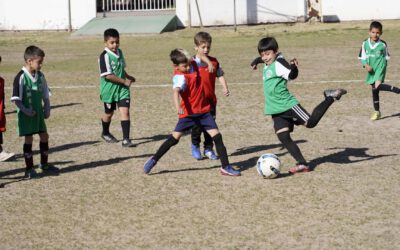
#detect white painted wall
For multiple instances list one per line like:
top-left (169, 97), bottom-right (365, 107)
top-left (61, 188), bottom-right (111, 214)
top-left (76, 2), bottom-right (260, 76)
top-left (0, 0), bottom-right (96, 30)
top-left (322, 0), bottom-right (400, 21)
top-left (176, 0), bottom-right (305, 27)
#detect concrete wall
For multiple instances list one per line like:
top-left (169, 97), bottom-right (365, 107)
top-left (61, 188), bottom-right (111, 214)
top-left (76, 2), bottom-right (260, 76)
top-left (176, 0), bottom-right (305, 27)
top-left (0, 0), bottom-right (96, 30)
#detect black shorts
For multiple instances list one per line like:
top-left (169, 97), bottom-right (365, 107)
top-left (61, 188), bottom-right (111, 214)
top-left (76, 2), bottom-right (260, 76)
top-left (271, 104), bottom-right (310, 133)
top-left (103, 99), bottom-right (131, 113)
top-left (174, 113), bottom-right (218, 132)
top-left (0, 132), bottom-right (2, 144)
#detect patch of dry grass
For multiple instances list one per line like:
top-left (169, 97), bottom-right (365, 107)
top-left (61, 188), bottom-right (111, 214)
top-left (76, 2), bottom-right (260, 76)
top-left (0, 20), bottom-right (399, 249)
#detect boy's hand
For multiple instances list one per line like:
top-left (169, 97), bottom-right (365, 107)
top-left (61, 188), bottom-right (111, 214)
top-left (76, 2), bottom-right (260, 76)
top-left (207, 63), bottom-right (215, 73)
top-left (124, 78), bottom-right (133, 87)
top-left (251, 65), bottom-right (258, 70)
top-left (25, 108), bottom-right (36, 117)
top-left (365, 64), bottom-right (373, 73)
top-left (177, 107), bottom-right (184, 115)
top-left (290, 58), bottom-right (298, 66)
top-left (223, 88), bottom-right (230, 96)
top-left (127, 75), bottom-right (136, 82)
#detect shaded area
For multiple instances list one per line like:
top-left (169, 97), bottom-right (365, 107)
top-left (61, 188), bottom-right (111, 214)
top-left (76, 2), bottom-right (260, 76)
top-left (134, 134), bottom-right (171, 146)
top-left (150, 165), bottom-right (220, 175)
top-left (5, 102), bottom-right (82, 115)
top-left (380, 112), bottom-right (400, 120)
top-left (230, 140), bottom-right (307, 156)
top-left (309, 147), bottom-right (397, 169)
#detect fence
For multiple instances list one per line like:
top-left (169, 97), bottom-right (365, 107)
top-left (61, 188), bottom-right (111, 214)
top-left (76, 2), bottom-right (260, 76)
top-left (102, 0), bottom-right (175, 12)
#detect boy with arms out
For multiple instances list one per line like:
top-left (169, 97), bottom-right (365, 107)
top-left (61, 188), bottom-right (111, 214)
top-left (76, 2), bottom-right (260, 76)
top-left (11, 46), bottom-right (56, 178)
top-left (190, 32), bottom-right (230, 161)
top-left (0, 56), bottom-right (15, 162)
top-left (99, 28), bottom-right (136, 147)
top-left (255, 37), bottom-right (346, 173)
top-left (358, 21), bottom-right (400, 120)
top-left (143, 48), bottom-right (240, 176)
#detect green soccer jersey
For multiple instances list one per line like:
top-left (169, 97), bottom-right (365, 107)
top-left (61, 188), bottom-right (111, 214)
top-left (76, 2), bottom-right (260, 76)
top-left (99, 48), bottom-right (130, 102)
top-left (262, 59), bottom-right (299, 115)
top-left (11, 67), bottom-right (49, 136)
top-left (359, 38), bottom-right (390, 84)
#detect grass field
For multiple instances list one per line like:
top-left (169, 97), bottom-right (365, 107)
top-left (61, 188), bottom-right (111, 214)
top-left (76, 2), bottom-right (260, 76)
top-left (0, 20), bottom-right (399, 249)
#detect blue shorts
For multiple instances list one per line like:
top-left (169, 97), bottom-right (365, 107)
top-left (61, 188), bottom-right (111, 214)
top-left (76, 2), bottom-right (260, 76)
top-left (174, 113), bottom-right (218, 132)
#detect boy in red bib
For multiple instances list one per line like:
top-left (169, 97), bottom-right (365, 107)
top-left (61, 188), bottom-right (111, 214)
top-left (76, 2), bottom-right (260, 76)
top-left (143, 49), bottom-right (239, 176)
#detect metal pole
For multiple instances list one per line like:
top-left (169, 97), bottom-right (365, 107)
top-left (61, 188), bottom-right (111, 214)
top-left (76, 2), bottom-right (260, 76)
top-left (103, 0), bottom-right (106, 17)
top-left (187, 0), bottom-right (191, 28)
top-left (68, 0), bottom-right (72, 32)
top-left (194, 0), bottom-right (203, 28)
top-left (233, 0), bottom-right (237, 32)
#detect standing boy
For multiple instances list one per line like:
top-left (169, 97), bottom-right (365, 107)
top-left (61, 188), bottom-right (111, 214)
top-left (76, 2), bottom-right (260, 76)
top-left (99, 28), bottom-right (136, 147)
top-left (255, 37), bottom-right (347, 173)
top-left (143, 48), bottom-right (240, 176)
top-left (358, 21), bottom-right (400, 120)
top-left (0, 55), bottom-right (15, 162)
top-left (11, 46), bottom-right (56, 178)
top-left (190, 32), bottom-right (230, 161)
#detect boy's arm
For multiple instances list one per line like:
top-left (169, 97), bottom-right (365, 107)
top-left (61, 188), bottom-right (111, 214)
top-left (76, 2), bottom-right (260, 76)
top-left (105, 74), bottom-right (132, 87)
top-left (42, 76), bottom-right (51, 119)
top-left (275, 57), bottom-right (299, 81)
top-left (11, 73), bottom-right (35, 117)
top-left (124, 70), bottom-right (136, 83)
top-left (173, 88), bottom-right (183, 115)
top-left (99, 52), bottom-right (132, 87)
top-left (250, 57), bottom-right (264, 70)
top-left (197, 53), bottom-right (214, 73)
top-left (172, 75), bottom-right (185, 115)
top-left (217, 72), bottom-right (230, 96)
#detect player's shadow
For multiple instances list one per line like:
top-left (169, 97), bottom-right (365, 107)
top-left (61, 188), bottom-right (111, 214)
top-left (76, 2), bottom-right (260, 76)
top-left (308, 147), bottom-right (397, 170)
top-left (380, 112), bottom-right (400, 120)
top-left (230, 140), bottom-right (307, 156)
top-left (150, 165), bottom-right (220, 175)
top-left (134, 134), bottom-right (170, 146)
top-left (13, 140), bottom-right (101, 159)
top-left (5, 102), bottom-right (82, 115)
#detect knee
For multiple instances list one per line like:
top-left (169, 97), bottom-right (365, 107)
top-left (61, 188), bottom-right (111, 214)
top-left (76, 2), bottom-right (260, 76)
top-left (212, 133), bottom-right (222, 143)
top-left (277, 131), bottom-right (292, 143)
top-left (40, 133), bottom-right (49, 142)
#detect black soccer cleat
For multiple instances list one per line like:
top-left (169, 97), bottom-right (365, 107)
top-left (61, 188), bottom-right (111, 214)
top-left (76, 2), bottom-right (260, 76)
top-left (324, 88), bottom-right (347, 100)
top-left (122, 139), bottom-right (135, 147)
top-left (101, 133), bottom-right (118, 143)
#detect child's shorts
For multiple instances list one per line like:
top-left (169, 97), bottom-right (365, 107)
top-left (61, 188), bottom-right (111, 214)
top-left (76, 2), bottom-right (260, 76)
top-left (174, 113), bottom-right (218, 132)
top-left (103, 98), bottom-right (131, 113)
top-left (271, 104), bottom-right (310, 133)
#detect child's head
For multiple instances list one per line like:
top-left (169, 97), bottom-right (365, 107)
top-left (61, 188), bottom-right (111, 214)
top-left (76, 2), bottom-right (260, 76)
top-left (194, 32), bottom-right (212, 56)
top-left (24, 45), bottom-right (45, 72)
top-left (369, 21), bottom-right (382, 42)
top-left (258, 37), bottom-right (279, 65)
top-left (104, 28), bottom-right (120, 52)
top-left (170, 48), bottom-right (192, 73)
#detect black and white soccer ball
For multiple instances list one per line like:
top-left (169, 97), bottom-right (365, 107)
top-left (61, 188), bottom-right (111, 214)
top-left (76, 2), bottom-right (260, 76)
top-left (256, 153), bottom-right (281, 179)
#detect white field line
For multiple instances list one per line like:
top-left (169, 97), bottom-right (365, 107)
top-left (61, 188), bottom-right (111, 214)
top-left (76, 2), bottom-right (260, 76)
top-left (4, 79), bottom-right (393, 89)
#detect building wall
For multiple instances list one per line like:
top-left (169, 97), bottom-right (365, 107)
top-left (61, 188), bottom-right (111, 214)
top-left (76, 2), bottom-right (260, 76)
top-left (0, 0), bottom-right (96, 30)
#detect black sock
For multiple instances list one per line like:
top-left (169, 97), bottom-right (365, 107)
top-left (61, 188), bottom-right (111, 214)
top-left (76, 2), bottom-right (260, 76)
top-left (121, 120), bottom-right (130, 140)
top-left (378, 83), bottom-right (400, 94)
top-left (153, 135), bottom-right (179, 162)
top-left (23, 143), bottom-right (34, 169)
top-left (306, 97), bottom-right (334, 128)
top-left (372, 86), bottom-right (380, 111)
top-left (212, 133), bottom-right (229, 167)
top-left (277, 131), bottom-right (307, 165)
top-left (102, 120), bottom-right (111, 135)
top-left (39, 142), bottom-right (49, 165)
top-left (191, 124), bottom-right (202, 147)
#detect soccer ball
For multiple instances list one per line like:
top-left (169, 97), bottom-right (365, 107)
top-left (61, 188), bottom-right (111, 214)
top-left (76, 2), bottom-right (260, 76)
top-left (256, 153), bottom-right (281, 179)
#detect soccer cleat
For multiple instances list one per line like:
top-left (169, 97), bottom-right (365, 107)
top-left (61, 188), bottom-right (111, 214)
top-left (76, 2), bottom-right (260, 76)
top-left (0, 151), bottom-right (15, 162)
top-left (220, 165), bottom-right (241, 176)
top-left (37, 163), bottom-right (59, 173)
top-left (122, 139), bottom-right (135, 147)
top-left (204, 148), bottom-right (218, 160)
top-left (143, 157), bottom-right (157, 174)
top-left (101, 133), bottom-right (118, 143)
top-left (191, 144), bottom-right (202, 160)
top-left (370, 111), bottom-right (381, 121)
top-left (323, 88), bottom-right (347, 100)
top-left (24, 167), bottom-right (38, 179)
top-left (288, 164), bottom-right (310, 174)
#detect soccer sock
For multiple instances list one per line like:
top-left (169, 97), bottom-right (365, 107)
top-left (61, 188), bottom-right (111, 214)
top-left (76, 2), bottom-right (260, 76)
top-left (39, 141), bottom-right (49, 165)
top-left (23, 143), bottom-right (34, 169)
top-left (277, 131), bottom-right (307, 165)
top-left (153, 135), bottom-right (179, 162)
top-left (372, 87), bottom-right (380, 111)
top-left (191, 124), bottom-right (202, 147)
top-left (378, 83), bottom-right (400, 94)
top-left (203, 129), bottom-right (214, 150)
top-left (306, 97), bottom-right (334, 128)
top-left (101, 119), bottom-right (111, 135)
top-left (212, 133), bottom-right (229, 167)
top-left (121, 120), bottom-right (130, 140)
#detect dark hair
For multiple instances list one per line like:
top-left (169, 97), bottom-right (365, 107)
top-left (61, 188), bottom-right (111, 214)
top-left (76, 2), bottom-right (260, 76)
top-left (370, 21), bottom-right (383, 32)
top-left (170, 48), bottom-right (191, 65)
top-left (258, 37), bottom-right (279, 54)
top-left (24, 45), bottom-right (45, 61)
top-left (194, 31), bottom-right (212, 46)
top-left (104, 28), bottom-right (120, 41)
